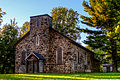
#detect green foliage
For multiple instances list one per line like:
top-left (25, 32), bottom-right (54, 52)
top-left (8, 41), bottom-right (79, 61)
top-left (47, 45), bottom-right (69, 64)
top-left (80, 0), bottom-right (120, 72)
top-left (0, 8), bottom-right (6, 24)
top-left (10, 18), bottom-right (17, 27)
top-left (85, 45), bottom-right (106, 63)
top-left (51, 7), bottom-right (80, 40)
top-left (20, 21), bottom-right (30, 38)
top-left (106, 21), bottom-right (120, 41)
top-left (81, 0), bottom-right (120, 30)
top-left (0, 19), bottom-right (18, 73)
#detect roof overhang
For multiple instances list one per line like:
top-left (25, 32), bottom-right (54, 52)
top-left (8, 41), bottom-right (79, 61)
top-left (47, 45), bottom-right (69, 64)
top-left (25, 52), bottom-right (45, 60)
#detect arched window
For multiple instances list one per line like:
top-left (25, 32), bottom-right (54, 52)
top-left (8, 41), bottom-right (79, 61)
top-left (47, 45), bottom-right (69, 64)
top-left (36, 35), bottom-right (39, 46)
top-left (21, 51), bottom-right (26, 65)
top-left (78, 52), bottom-right (80, 64)
top-left (56, 46), bottom-right (63, 64)
top-left (37, 18), bottom-right (40, 27)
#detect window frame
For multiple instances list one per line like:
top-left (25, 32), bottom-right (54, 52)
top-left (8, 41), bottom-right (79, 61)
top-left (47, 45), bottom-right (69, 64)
top-left (77, 52), bottom-right (80, 64)
top-left (21, 51), bottom-right (26, 65)
top-left (37, 18), bottom-right (40, 27)
top-left (56, 46), bottom-right (63, 65)
top-left (36, 35), bottom-right (39, 46)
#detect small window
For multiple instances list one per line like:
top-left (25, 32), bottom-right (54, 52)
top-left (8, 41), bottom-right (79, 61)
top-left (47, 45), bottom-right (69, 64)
top-left (85, 52), bottom-right (87, 60)
top-left (56, 46), bottom-right (63, 64)
top-left (37, 18), bottom-right (40, 27)
top-left (21, 51), bottom-right (26, 65)
top-left (84, 65), bottom-right (87, 69)
top-left (88, 61), bottom-right (90, 65)
top-left (36, 36), bottom-right (39, 46)
top-left (78, 52), bottom-right (80, 64)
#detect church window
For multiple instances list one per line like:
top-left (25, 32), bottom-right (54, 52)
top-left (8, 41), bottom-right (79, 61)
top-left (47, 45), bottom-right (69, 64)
top-left (78, 52), bottom-right (80, 64)
top-left (88, 61), bottom-right (90, 65)
top-left (84, 65), bottom-right (87, 69)
top-left (37, 18), bottom-right (40, 27)
top-left (21, 51), bottom-right (26, 65)
top-left (85, 52), bottom-right (87, 60)
top-left (56, 46), bottom-right (63, 64)
top-left (36, 35), bottom-right (39, 46)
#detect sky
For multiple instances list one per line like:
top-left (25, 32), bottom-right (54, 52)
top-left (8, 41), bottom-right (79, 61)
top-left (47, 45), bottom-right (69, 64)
top-left (0, 0), bottom-right (91, 46)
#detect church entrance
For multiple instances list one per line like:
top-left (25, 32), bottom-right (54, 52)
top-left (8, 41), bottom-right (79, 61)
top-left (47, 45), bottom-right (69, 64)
top-left (26, 52), bottom-right (45, 73)
top-left (27, 58), bottom-right (39, 73)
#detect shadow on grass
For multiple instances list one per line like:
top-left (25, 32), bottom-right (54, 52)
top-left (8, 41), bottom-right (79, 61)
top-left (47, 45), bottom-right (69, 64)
top-left (0, 74), bottom-right (84, 80)
top-left (0, 73), bottom-right (120, 80)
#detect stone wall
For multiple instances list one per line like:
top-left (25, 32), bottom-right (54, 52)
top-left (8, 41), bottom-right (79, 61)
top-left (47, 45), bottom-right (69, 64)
top-left (46, 29), bottom-right (95, 73)
top-left (15, 14), bottom-right (100, 73)
top-left (15, 15), bottom-right (52, 73)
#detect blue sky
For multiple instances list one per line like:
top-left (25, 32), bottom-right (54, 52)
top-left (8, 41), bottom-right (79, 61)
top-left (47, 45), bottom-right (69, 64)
top-left (0, 0), bottom-right (91, 46)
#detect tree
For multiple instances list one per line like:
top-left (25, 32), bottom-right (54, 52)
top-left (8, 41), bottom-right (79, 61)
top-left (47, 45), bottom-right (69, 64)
top-left (79, 0), bottom-right (120, 72)
top-left (106, 21), bottom-right (120, 69)
top-left (20, 21), bottom-right (30, 38)
top-left (51, 7), bottom-right (80, 40)
top-left (86, 45), bottom-right (106, 63)
top-left (0, 8), bottom-right (6, 25)
top-left (0, 19), bottom-right (18, 73)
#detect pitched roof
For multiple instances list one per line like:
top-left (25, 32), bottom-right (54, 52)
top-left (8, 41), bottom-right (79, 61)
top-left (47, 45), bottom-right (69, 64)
top-left (50, 27), bottom-right (95, 54)
top-left (16, 27), bottom-right (100, 61)
top-left (26, 52), bottom-right (45, 60)
top-left (33, 52), bottom-right (45, 60)
top-left (15, 27), bottom-right (94, 54)
top-left (15, 31), bottom-right (30, 46)
top-left (50, 28), bottom-right (101, 62)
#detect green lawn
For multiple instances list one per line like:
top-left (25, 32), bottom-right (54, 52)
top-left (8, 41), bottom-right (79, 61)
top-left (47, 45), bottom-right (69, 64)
top-left (0, 73), bottom-right (120, 80)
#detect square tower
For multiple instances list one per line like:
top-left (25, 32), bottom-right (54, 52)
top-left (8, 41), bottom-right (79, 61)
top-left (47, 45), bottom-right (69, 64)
top-left (30, 14), bottom-right (52, 34)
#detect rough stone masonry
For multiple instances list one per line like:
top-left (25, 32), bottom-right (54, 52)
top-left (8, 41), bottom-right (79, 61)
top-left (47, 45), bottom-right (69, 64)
top-left (15, 14), bottom-right (100, 73)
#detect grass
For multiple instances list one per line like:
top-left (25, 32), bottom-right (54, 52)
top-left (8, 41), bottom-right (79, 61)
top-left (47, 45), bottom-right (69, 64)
top-left (0, 73), bottom-right (120, 80)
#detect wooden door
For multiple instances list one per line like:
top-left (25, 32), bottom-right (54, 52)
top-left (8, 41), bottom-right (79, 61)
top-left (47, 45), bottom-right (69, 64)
top-left (27, 60), bottom-right (34, 73)
top-left (39, 60), bottom-right (43, 72)
top-left (34, 61), bottom-right (38, 73)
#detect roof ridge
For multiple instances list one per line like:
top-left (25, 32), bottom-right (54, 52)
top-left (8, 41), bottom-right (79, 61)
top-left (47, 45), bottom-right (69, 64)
top-left (50, 27), bottom-right (95, 54)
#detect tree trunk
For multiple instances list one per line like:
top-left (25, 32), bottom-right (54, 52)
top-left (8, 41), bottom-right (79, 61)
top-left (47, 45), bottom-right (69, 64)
top-left (112, 57), bottom-right (118, 72)
top-left (111, 39), bottom-right (118, 72)
top-left (1, 64), bottom-right (5, 74)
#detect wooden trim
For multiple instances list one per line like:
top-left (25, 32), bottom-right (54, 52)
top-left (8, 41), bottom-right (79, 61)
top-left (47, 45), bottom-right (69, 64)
top-left (25, 52), bottom-right (39, 60)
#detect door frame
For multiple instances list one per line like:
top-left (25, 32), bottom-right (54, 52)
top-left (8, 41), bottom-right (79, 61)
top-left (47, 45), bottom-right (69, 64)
top-left (26, 56), bottom-right (44, 73)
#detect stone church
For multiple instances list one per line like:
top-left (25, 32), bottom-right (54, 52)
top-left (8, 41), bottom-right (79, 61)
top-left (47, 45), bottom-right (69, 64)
top-left (15, 14), bottom-right (100, 73)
